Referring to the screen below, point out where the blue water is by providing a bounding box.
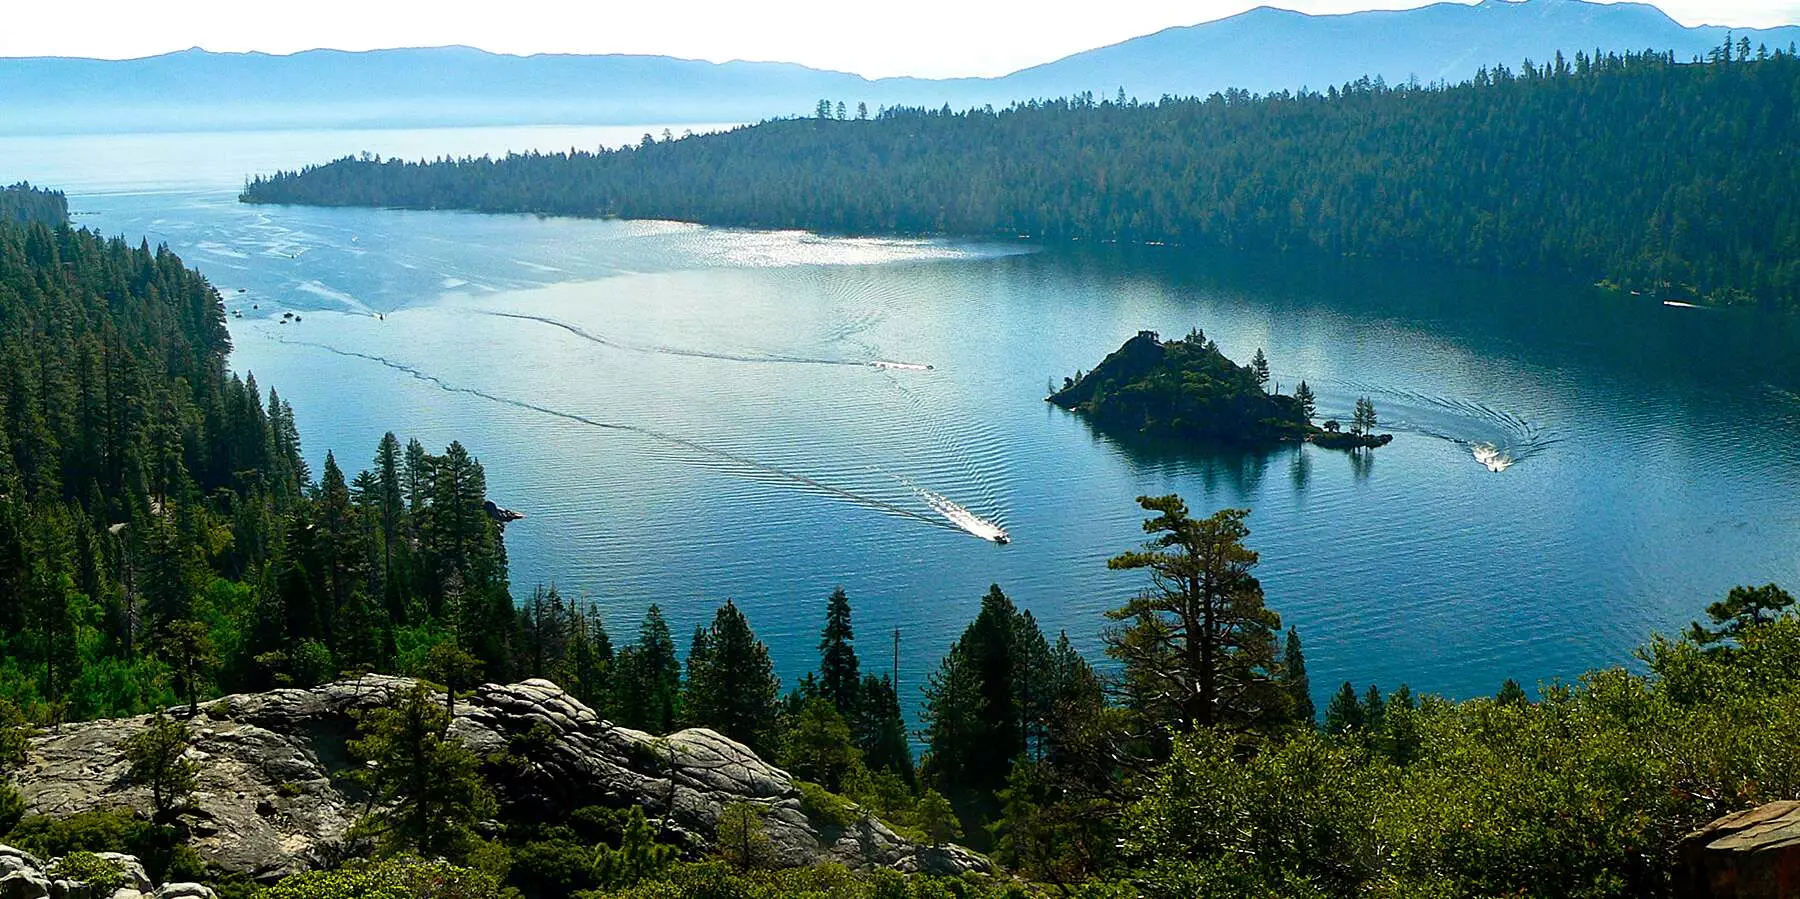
[6,126,1800,717]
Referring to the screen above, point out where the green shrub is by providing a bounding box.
[568,860,1026,899]
[592,806,676,889]
[46,851,128,892]
[795,781,859,830]
[0,783,25,835]
[510,838,600,896]
[8,807,148,858]
[8,810,202,885]
[259,856,513,899]
[162,842,209,883]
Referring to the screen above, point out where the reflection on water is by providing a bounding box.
[10,126,1800,720]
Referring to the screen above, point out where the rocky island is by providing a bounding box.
[1048,329,1392,450]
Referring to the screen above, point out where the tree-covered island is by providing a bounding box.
[1048,329,1391,450]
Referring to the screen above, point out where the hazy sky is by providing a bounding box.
[6,0,1798,78]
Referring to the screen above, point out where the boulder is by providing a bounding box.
[0,870,49,899]
[11,676,988,881]
[150,886,214,899]
[1676,800,1800,898]
[0,848,42,880]
[0,848,154,899]
[48,880,95,899]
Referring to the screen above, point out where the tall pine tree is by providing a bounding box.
[683,600,781,756]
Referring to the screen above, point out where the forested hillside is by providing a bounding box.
[0,184,67,227]
[0,215,528,721]
[247,47,1800,309]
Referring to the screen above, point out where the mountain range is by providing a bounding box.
[3,0,1798,135]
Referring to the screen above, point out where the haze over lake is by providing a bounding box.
[8,124,1799,715]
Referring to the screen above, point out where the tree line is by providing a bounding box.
[11,480,1796,899]
[247,45,1800,309]
[0,184,66,228]
[0,213,543,723]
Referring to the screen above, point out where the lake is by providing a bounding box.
[6,125,1799,717]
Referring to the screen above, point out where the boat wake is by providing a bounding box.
[481,311,931,371]
[1337,382,1558,473]
[265,332,985,537]
[1470,443,1515,472]
[909,483,1010,544]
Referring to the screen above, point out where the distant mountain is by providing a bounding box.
[0,46,899,134]
[997,0,1800,99]
[4,0,1797,135]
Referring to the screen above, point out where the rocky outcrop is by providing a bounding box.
[1676,801,1800,899]
[8,677,988,882]
[0,845,213,899]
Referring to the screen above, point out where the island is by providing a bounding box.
[1047,329,1392,450]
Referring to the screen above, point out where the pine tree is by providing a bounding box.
[1322,682,1363,735]
[1362,684,1386,733]
[1352,397,1378,436]
[592,807,676,887]
[373,432,407,610]
[1251,348,1271,391]
[716,802,774,871]
[1280,626,1314,726]
[1687,583,1796,648]
[560,603,613,711]
[683,600,781,756]
[123,712,198,825]
[921,643,984,812]
[818,587,860,718]
[919,585,1033,840]
[915,789,962,845]
[853,673,915,786]
[1294,381,1317,423]
[158,618,217,718]
[1496,678,1529,705]
[614,604,680,733]
[519,584,569,679]
[349,682,496,861]
[1382,683,1420,765]
[421,641,484,721]
[402,438,432,517]
[1014,610,1054,761]
[314,451,361,651]
[779,697,860,791]
[1106,498,1284,734]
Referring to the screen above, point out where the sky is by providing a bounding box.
[5,0,1798,78]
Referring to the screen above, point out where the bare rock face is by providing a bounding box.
[1676,800,1800,899]
[8,676,988,882]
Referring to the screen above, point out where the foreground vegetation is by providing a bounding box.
[246,44,1800,309]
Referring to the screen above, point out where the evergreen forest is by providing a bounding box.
[245,46,1800,309]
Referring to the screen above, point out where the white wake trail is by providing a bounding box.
[912,485,1010,544]
[1471,443,1515,473]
